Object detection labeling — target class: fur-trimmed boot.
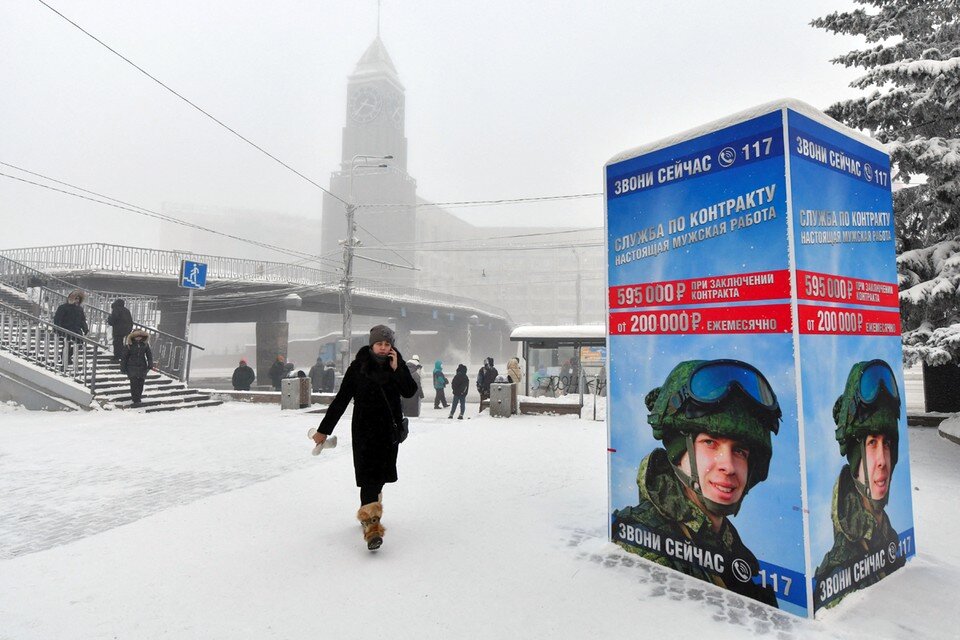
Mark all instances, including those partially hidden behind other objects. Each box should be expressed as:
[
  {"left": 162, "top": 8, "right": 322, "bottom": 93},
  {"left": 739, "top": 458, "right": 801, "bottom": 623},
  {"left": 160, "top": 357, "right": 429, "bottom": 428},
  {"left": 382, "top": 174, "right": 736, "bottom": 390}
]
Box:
[{"left": 357, "top": 502, "right": 385, "bottom": 551}]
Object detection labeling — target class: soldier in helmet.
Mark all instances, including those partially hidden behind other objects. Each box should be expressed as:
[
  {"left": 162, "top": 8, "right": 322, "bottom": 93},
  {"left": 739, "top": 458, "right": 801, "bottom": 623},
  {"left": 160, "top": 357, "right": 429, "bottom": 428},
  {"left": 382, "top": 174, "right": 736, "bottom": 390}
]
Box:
[
  {"left": 814, "top": 359, "right": 905, "bottom": 606},
  {"left": 612, "top": 359, "right": 780, "bottom": 607}
]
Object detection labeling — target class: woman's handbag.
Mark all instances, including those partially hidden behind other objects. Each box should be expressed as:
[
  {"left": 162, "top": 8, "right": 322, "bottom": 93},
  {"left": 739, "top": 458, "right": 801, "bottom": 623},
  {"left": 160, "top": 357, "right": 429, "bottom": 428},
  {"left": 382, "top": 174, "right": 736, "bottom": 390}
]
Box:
[{"left": 379, "top": 387, "right": 409, "bottom": 444}]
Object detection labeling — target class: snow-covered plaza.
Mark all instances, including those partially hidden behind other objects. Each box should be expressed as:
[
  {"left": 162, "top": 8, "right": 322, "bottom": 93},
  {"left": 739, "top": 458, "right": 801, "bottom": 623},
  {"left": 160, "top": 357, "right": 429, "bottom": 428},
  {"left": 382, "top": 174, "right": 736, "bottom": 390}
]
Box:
[{"left": 1, "top": 399, "right": 957, "bottom": 639}]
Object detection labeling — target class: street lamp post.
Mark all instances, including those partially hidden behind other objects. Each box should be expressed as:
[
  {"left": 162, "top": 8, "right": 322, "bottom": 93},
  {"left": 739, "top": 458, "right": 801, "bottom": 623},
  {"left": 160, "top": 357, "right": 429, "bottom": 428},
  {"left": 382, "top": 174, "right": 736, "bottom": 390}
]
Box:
[{"left": 340, "top": 154, "right": 392, "bottom": 374}]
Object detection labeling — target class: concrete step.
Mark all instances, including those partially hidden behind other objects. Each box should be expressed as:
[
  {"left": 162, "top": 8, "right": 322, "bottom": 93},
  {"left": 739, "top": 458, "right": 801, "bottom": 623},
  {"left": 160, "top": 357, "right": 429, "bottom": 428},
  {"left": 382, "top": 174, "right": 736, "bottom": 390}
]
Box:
[
  {"left": 118, "top": 393, "right": 219, "bottom": 411},
  {"left": 98, "top": 387, "right": 194, "bottom": 403},
  {"left": 143, "top": 399, "right": 224, "bottom": 413}
]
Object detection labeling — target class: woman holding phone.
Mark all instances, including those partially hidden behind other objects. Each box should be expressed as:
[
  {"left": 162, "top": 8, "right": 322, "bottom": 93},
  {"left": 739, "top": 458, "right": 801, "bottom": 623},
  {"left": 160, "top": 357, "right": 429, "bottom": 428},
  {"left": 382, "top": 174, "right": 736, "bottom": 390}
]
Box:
[{"left": 312, "top": 324, "right": 417, "bottom": 550}]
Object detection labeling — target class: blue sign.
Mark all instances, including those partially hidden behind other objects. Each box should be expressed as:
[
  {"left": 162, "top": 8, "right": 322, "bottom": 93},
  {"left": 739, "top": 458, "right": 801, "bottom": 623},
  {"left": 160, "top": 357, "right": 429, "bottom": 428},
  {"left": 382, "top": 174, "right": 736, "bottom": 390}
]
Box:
[{"left": 179, "top": 260, "right": 208, "bottom": 290}]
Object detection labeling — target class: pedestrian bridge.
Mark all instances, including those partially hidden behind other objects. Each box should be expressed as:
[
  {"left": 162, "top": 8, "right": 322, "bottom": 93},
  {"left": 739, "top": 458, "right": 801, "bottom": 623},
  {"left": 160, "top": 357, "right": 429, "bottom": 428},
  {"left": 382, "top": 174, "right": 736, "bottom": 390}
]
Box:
[{"left": 1, "top": 243, "right": 513, "bottom": 385}]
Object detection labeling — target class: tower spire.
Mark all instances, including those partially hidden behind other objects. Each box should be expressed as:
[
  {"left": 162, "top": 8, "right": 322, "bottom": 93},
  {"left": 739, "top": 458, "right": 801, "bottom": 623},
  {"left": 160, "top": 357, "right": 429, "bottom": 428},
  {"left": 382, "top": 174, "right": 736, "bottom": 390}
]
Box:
[{"left": 377, "top": 0, "right": 381, "bottom": 38}]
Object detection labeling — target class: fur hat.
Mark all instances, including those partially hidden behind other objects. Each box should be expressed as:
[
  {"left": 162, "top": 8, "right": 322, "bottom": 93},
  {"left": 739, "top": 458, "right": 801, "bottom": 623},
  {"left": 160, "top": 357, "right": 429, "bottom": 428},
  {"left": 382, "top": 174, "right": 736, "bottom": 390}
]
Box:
[
  {"left": 67, "top": 289, "right": 85, "bottom": 304},
  {"left": 369, "top": 324, "right": 395, "bottom": 346},
  {"left": 126, "top": 329, "right": 149, "bottom": 344},
  {"left": 409, "top": 354, "right": 421, "bottom": 367}
]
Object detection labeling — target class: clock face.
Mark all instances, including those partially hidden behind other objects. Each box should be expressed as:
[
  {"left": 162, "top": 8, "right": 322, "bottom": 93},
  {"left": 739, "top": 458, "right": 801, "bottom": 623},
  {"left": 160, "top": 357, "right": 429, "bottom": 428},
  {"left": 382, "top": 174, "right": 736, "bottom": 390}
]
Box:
[
  {"left": 384, "top": 92, "right": 404, "bottom": 129},
  {"left": 349, "top": 86, "right": 382, "bottom": 123}
]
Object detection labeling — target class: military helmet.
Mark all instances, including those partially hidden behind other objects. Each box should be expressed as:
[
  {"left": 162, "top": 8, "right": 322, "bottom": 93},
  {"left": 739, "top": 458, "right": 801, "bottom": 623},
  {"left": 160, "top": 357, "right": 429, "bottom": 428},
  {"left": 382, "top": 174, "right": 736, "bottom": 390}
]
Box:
[
  {"left": 646, "top": 359, "right": 781, "bottom": 489},
  {"left": 832, "top": 359, "right": 900, "bottom": 470}
]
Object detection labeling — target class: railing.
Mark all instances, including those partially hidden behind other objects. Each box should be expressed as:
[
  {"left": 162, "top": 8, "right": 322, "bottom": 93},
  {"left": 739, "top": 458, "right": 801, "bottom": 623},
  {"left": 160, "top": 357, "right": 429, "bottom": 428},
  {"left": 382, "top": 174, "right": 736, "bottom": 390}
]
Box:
[
  {"left": 0, "top": 301, "right": 101, "bottom": 394},
  {"left": 0, "top": 254, "right": 160, "bottom": 328},
  {"left": 34, "top": 287, "right": 202, "bottom": 381},
  {"left": 2, "top": 243, "right": 512, "bottom": 321}
]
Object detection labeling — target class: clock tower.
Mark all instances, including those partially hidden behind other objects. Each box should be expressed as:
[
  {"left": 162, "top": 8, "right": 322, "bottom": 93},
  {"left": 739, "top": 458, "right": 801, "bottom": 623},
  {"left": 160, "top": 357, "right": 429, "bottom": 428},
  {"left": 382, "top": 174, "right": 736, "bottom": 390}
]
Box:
[
  {"left": 341, "top": 36, "right": 409, "bottom": 172},
  {"left": 321, "top": 36, "right": 418, "bottom": 290}
]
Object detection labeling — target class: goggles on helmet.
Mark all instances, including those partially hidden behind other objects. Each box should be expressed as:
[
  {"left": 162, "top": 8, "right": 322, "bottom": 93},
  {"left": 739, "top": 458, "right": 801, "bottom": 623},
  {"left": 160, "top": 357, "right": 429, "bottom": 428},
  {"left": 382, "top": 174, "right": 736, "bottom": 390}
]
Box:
[
  {"left": 857, "top": 360, "right": 899, "bottom": 404},
  {"left": 671, "top": 360, "right": 781, "bottom": 424},
  {"left": 852, "top": 359, "right": 900, "bottom": 422}
]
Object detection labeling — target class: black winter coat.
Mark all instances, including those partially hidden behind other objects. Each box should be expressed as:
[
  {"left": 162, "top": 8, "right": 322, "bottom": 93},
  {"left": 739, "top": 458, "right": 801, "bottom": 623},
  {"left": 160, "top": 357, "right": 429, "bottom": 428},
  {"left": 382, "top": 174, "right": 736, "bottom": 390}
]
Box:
[
  {"left": 53, "top": 303, "right": 88, "bottom": 336},
  {"left": 451, "top": 365, "right": 469, "bottom": 397},
  {"left": 308, "top": 362, "right": 323, "bottom": 391},
  {"left": 107, "top": 302, "right": 134, "bottom": 337},
  {"left": 121, "top": 339, "right": 153, "bottom": 378},
  {"left": 318, "top": 346, "right": 417, "bottom": 487},
  {"left": 321, "top": 366, "right": 336, "bottom": 393},
  {"left": 232, "top": 365, "right": 255, "bottom": 390},
  {"left": 477, "top": 365, "right": 498, "bottom": 393},
  {"left": 268, "top": 360, "right": 286, "bottom": 386}
]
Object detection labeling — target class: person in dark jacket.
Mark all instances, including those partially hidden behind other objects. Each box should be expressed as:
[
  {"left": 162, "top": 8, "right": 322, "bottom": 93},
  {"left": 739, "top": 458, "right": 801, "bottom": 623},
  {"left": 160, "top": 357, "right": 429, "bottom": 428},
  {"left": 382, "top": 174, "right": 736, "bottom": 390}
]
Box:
[
  {"left": 401, "top": 354, "right": 424, "bottom": 417},
  {"left": 107, "top": 298, "right": 134, "bottom": 362},
  {"left": 311, "top": 324, "right": 417, "bottom": 551},
  {"left": 53, "top": 289, "right": 89, "bottom": 364},
  {"left": 448, "top": 364, "right": 469, "bottom": 419},
  {"left": 433, "top": 359, "right": 449, "bottom": 409},
  {"left": 308, "top": 357, "right": 324, "bottom": 392},
  {"left": 476, "top": 357, "right": 498, "bottom": 406},
  {"left": 321, "top": 361, "right": 336, "bottom": 393},
  {"left": 268, "top": 355, "right": 286, "bottom": 391},
  {"left": 119, "top": 329, "right": 153, "bottom": 407},
  {"left": 232, "top": 359, "right": 255, "bottom": 391}
]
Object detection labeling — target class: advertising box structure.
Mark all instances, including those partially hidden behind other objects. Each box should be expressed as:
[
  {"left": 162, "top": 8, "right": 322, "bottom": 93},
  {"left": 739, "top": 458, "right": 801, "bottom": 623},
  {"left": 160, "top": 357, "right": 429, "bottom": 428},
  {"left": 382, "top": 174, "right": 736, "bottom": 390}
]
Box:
[{"left": 604, "top": 99, "right": 915, "bottom": 618}]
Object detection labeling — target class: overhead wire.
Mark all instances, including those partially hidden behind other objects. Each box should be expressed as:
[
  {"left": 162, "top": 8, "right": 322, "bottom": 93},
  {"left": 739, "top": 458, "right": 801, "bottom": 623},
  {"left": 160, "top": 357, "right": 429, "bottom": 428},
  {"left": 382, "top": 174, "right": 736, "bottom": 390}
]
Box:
[
  {"left": 34, "top": 0, "right": 350, "bottom": 207},
  {"left": 0, "top": 162, "right": 342, "bottom": 274},
  {"left": 359, "top": 192, "right": 602, "bottom": 209}
]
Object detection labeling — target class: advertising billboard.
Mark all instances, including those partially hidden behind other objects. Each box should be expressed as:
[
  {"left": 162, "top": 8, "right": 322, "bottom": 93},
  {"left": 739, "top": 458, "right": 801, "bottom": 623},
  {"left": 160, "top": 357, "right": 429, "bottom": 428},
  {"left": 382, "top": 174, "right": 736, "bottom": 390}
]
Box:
[{"left": 604, "top": 100, "right": 915, "bottom": 618}]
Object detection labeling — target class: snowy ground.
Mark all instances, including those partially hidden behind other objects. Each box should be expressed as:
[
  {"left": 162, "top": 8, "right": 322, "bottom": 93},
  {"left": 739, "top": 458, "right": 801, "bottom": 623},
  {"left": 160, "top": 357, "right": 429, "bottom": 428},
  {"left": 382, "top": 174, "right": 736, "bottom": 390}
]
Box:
[{"left": 0, "top": 399, "right": 957, "bottom": 640}]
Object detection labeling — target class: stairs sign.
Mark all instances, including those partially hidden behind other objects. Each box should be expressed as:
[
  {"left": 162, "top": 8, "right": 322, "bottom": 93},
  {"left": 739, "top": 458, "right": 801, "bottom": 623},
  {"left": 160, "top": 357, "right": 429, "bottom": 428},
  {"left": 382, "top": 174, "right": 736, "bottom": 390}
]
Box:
[{"left": 179, "top": 260, "right": 207, "bottom": 290}]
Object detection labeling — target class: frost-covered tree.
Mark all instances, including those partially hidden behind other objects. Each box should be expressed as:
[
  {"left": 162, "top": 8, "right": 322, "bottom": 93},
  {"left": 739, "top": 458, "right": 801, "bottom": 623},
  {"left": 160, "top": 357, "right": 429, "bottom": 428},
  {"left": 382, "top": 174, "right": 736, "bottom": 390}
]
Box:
[
  {"left": 899, "top": 239, "right": 960, "bottom": 364},
  {"left": 813, "top": 0, "right": 960, "bottom": 365}
]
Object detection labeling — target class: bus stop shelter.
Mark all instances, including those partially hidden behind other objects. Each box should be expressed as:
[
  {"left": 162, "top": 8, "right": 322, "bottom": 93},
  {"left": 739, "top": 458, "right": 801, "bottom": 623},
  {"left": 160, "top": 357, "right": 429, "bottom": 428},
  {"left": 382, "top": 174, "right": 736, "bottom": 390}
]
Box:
[{"left": 510, "top": 325, "right": 606, "bottom": 397}]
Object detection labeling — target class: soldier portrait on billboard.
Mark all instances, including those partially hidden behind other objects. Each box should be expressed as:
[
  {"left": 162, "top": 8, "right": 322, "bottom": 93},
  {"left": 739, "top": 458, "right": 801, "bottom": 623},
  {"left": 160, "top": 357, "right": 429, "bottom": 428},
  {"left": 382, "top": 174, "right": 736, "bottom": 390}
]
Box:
[
  {"left": 612, "top": 359, "right": 781, "bottom": 607},
  {"left": 814, "top": 359, "right": 906, "bottom": 607}
]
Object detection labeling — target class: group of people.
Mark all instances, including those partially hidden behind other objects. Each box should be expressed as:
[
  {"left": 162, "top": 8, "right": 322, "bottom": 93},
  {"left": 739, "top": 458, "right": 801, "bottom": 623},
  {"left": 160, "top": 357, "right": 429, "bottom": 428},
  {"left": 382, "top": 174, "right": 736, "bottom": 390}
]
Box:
[
  {"left": 51, "top": 291, "right": 153, "bottom": 407},
  {"left": 231, "top": 357, "right": 338, "bottom": 392}
]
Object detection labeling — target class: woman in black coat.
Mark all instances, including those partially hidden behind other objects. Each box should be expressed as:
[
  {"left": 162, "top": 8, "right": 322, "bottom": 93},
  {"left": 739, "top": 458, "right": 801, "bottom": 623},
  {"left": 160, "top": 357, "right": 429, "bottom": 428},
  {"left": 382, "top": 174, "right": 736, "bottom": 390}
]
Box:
[
  {"left": 311, "top": 325, "right": 416, "bottom": 550},
  {"left": 119, "top": 329, "right": 153, "bottom": 407}
]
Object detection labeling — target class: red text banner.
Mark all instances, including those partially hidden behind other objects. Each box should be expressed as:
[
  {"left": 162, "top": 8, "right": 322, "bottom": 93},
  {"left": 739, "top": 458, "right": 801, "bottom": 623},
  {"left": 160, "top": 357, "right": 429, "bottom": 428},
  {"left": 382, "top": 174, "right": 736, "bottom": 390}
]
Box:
[
  {"left": 610, "top": 304, "right": 792, "bottom": 335},
  {"left": 796, "top": 270, "right": 899, "bottom": 308},
  {"left": 609, "top": 270, "right": 791, "bottom": 309},
  {"left": 797, "top": 305, "right": 901, "bottom": 336}
]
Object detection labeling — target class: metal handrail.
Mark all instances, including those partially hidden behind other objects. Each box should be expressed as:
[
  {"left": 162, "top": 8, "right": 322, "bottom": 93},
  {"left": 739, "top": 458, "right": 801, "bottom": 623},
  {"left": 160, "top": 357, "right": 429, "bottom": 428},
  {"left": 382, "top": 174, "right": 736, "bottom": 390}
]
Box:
[
  {"left": 2, "top": 243, "right": 512, "bottom": 321},
  {"left": 35, "top": 287, "right": 202, "bottom": 381},
  {"left": 0, "top": 300, "right": 101, "bottom": 394},
  {"left": 0, "top": 254, "right": 160, "bottom": 328}
]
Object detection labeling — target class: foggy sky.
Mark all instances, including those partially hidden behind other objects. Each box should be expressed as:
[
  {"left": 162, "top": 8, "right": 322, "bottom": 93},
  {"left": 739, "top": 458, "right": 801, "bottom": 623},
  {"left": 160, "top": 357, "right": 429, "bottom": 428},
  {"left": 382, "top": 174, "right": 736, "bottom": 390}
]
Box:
[{"left": 1, "top": 0, "right": 864, "bottom": 256}]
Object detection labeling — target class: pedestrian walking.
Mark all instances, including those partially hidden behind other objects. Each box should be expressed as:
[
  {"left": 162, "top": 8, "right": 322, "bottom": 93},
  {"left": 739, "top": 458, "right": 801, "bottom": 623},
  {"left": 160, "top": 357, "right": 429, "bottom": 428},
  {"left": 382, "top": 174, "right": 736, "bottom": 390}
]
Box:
[
  {"left": 401, "top": 354, "right": 424, "bottom": 417},
  {"left": 52, "top": 289, "right": 89, "bottom": 364},
  {"left": 433, "top": 359, "right": 449, "bottom": 409},
  {"left": 232, "top": 358, "right": 255, "bottom": 391},
  {"left": 311, "top": 325, "right": 417, "bottom": 551},
  {"left": 119, "top": 329, "right": 153, "bottom": 407},
  {"left": 268, "top": 355, "right": 286, "bottom": 391},
  {"left": 107, "top": 298, "right": 133, "bottom": 362},
  {"left": 449, "top": 364, "right": 469, "bottom": 419}
]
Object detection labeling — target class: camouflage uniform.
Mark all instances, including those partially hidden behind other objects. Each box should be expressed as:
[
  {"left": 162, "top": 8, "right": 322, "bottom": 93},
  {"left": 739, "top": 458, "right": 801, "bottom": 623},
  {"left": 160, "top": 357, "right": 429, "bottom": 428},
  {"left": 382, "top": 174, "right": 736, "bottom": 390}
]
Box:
[
  {"left": 814, "top": 360, "right": 905, "bottom": 608},
  {"left": 614, "top": 448, "right": 778, "bottom": 607},
  {"left": 814, "top": 464, "right": 904, "bottom": 592}
]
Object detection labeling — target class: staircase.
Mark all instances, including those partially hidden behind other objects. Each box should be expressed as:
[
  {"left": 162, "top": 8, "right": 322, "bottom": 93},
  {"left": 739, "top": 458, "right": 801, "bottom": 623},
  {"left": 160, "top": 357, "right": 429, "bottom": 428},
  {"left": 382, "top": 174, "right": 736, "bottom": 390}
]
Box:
[
  {"left": 0, "top": 255, "right": 221, "bottom": 412},
  {"left": 88, "top": 353, "right": 223, "bottom": 412}
]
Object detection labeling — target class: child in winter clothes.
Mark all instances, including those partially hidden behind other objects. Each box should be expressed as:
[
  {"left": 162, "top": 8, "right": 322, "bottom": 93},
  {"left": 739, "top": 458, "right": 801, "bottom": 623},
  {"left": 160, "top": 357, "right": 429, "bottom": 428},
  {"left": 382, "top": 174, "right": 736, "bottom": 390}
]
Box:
[
  {"left": 449, "top": 364, "right": 469, "bottom": 419},
  {"left": 433, "top": 359, "right": 449, "bottom": 409}
]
